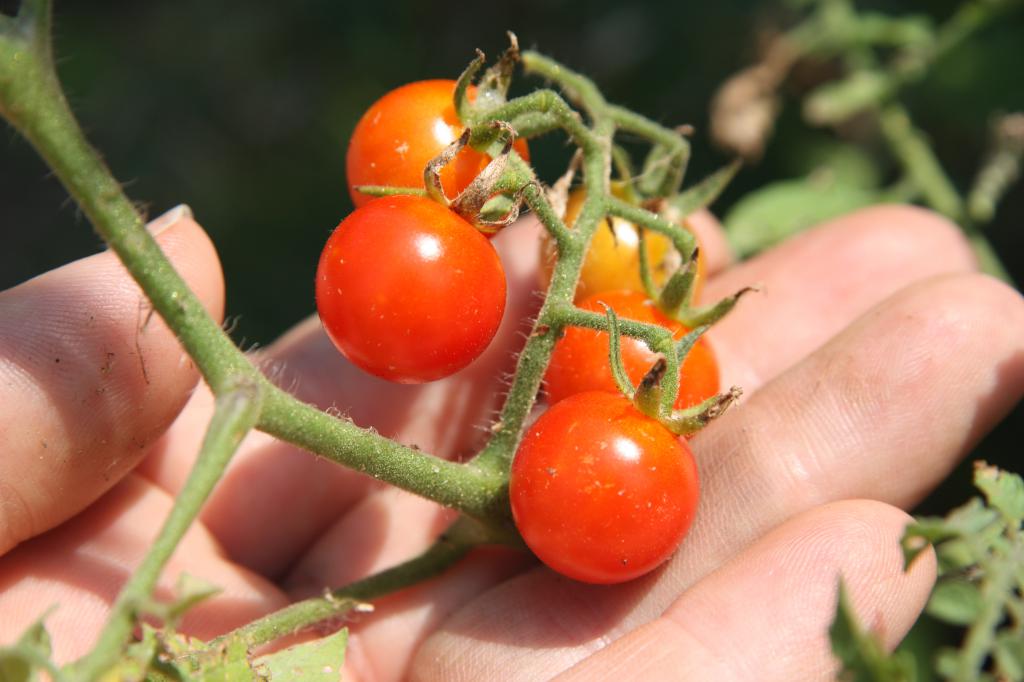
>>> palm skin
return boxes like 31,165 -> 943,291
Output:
1,203 -> 1022,680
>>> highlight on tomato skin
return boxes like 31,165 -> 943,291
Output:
315,195 -> 507,384
509,390 -> 700,584
345,79 -> 530,208
543,289 -> 720,410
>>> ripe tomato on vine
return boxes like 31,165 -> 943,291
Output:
316,195 -> 507,383
544,289 -> 719,410
346,79 -> 530,207
510,390 -> 700,584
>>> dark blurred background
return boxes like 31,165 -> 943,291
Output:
1,1 -> 1021,514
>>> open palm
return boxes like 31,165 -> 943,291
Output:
2,203 -> 1022,680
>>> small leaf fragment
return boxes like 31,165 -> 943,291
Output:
925,580 -> 984,626
829,581 -> 917,681
974,461 -> 1024,521
253,628 -> 348,681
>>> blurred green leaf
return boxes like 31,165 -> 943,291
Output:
926,580 -> 984,626
781,137 -> 883,189
831,581 -> 917,681
666,159 -> 741,217
995,632 -> 1024,681
724,176 -> 877,257
194,637 -> 255,682
974,462 -> 1024,521
253,628 -> 348,681
934,538 -> 977,573
0,614 -> 53,682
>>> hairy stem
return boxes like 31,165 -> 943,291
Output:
70,380 -> 264,681
258,385 -> 509,524
212,517 -> 493,650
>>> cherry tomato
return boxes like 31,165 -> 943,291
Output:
539,185 -> 706,302
316,195 -> 506,383
510,390 -> 699,584
346,79 -> 530,208
544,289 -> 719,410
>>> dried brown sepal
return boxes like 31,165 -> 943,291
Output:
424,128 -> 472,205
474,181 -> 534,234
451,121 -> 516,224
474,32 -> 521,114
661,386 -> 743,436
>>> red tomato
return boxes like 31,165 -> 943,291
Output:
346,80 -> 530,208
510,390 -> 699,584
544,290 -> 719,409
316,195 -> 507,383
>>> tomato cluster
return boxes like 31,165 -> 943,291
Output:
322,74 -> 726,585
318,80 -> 526,384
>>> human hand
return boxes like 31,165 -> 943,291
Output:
1,202 -> 1022,680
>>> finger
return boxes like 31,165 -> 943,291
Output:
706,205 -> 976,390
0,207 -> 224,555
684,209 -> 732,277
556,501 -> 935,681
140,217 -> 545,577
0,474 -> 286,663
410,273 -> 1024,679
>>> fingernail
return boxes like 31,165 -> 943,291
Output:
147,204 -> 193,235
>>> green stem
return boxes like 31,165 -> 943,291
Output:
472,118 -> 615,473
608,105 -> 691,196
257,385 -> 509,524
606,196 -> 697,261
552,305 -> 677,353
879,104 -> 1012,283
955,547 -> 1016,681
212,517 -> 491,650
879,104 -> 963,220
521,50 -> 607,118
70,380 -> 264,681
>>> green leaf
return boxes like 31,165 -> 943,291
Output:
724,177 -> 877,257
0,612 -> 54,682
193,637 -> 255,682
781,137 -> 883,189
934,538 -> 978,574
944,497 -> 1002,535
830,581 -> 917,681
252,628 -> 348,681
995,631 -> 1024,681
926,580 -> 984,626
666,160 -> 741,218
934,648 -> 962,679
974,462 -> 1024,521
